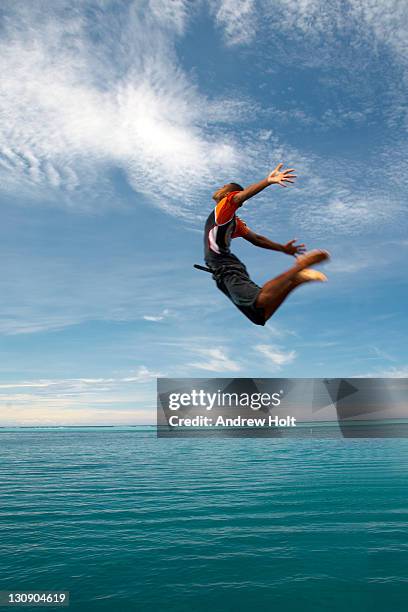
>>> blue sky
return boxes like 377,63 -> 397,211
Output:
0,0 -> 407,425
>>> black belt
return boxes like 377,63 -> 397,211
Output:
193,264 -> 213,274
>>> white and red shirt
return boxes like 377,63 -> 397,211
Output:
204,191 -> 250,265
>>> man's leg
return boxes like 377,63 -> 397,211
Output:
256,250 -> 329,321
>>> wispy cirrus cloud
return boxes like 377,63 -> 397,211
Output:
210,0 -> 257,46
230,0 -> 408,69
0,365 -> 163,425
254,344 -> 297,369
0,1 -> 245,216
356,366 -> 408,378
143,309 -> 170,322
215,0 -> 408,132
0,366 -> 163,394
189,347 -> 241,372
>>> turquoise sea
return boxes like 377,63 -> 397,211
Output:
1,427 -> 407,611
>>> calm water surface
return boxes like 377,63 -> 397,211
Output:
0,428 -> 407,611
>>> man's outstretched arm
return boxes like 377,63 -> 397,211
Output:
232,163 -> 296,207
244,231 -> 306,256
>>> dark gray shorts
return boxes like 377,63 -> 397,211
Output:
210,259 -> 266,326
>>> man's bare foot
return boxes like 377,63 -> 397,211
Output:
293,268 -> 328,286
296,249 -> 330,269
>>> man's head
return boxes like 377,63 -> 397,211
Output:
212,182 -> 243,203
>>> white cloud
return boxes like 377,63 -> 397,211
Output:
148,0 -> 191,34
262,323 -> 297,339
258,0 -> 408,67
254,344 -> 296,369
0,380 -> 55,390
285,178 -> 405,236
0,368 -> 162,394
350,1 -> 408,66
143,309 -> 170,322
356,366 -> 408,378
0,366 -> 163,425
370,346 -> 396,362
0,1 -> 244,215
123,365 -> 164,382
211,0 -> 257,46
189,347 -> 241,372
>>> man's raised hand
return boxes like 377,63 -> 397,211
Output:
283,239 -> 306,256
267,163 -> 297,187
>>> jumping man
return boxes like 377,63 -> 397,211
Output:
203,163 -> 330,326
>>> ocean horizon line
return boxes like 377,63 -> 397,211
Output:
2,418 -> 408,430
